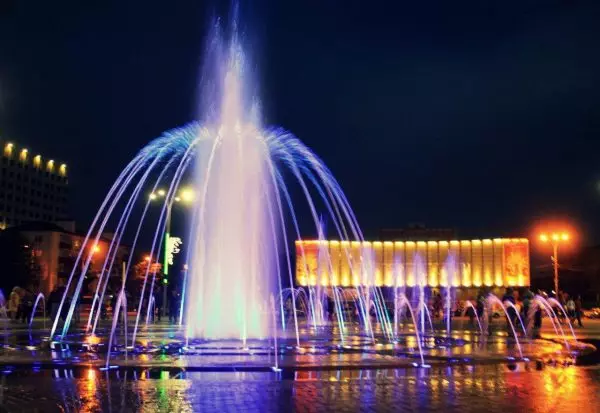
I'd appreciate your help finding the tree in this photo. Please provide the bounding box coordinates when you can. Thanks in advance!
[0,230,36,295]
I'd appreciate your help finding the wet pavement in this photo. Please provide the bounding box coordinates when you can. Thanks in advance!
[0,318,598,411]
[0,364,599,412]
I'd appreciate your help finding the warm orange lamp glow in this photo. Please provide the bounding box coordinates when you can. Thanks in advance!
[540,232,570,244]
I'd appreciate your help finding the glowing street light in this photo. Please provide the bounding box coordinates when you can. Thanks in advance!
[539,231,571,297]
[148,185,195,316]
[180,187,195,204]
[144,255,151,263]
[91,244,101,257]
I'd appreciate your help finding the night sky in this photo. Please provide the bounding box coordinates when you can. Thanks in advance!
[1,1,600,247]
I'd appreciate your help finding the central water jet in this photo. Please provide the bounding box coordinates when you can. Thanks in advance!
[185,38,274,340]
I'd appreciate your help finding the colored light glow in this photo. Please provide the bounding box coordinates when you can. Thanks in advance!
[85,335,101,345]
[157,189,166,197]
[166,236,182,266]
[179,187,195,203]
[149,193,157,200]
[144,255,151,262]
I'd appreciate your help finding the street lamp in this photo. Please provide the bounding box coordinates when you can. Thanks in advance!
[539,231,570,297]
[149,186,195,316]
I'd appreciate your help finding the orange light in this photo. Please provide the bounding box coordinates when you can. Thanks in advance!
[87,368,96,380]
[144,255,151,262]
[540,234,548,242]
[551,233,560,242]
[92,244,100,254]
[85,335,101,345]
[561,232,569,241]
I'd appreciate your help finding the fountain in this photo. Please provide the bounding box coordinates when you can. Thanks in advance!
[0,4,594,374]
[29,293,46,329]
[461,300,483,335]
[442,253,458,336]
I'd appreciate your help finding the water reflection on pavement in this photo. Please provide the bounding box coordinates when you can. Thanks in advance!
[0,365,598,412]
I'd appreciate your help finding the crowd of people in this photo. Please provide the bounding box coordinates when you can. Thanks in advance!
[7,286,35,323]
[462,288,585,333]
[4,284,182,325]
[3,283,590,332]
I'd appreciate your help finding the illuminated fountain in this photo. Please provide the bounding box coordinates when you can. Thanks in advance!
[1,8,592,373]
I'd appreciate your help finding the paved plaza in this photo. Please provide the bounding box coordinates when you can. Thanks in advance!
[0,319,598,412]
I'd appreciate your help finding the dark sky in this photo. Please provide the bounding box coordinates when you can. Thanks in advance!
[1,0,600,245]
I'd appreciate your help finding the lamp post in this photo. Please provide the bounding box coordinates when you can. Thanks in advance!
[539,232,570,297]
[149,187,195,317]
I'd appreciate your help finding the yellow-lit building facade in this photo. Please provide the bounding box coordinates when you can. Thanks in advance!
[295,238,530,288]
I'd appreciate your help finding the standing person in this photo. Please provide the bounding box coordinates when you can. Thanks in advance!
[467,298,476,326]
[557,291,568,323]
[566,297,576,321]
[574,295,584,327]
[521,291,532,324]
[502,288,516,329]
[48,286,60,321]
[18,289,33,323]
[169,289,179,324]
[8,287,21,320]
[327,295,334,321]
[433,294,442,319]
[154,288,163,322]
[476,292,485,319]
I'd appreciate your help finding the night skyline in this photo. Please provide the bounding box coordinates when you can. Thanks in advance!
[2,0,600,244]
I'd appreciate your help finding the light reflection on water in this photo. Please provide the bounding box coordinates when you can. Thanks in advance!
[0,365,598,412]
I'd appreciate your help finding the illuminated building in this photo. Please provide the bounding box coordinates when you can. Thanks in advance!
[295,238,530,288]
[3,221,129,294]
[0,141,69,229]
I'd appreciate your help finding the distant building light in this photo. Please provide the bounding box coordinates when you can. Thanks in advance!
[3,143,13,157]
[33,155,42,168]
[19,149,28,162]
[47,159,55,172]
